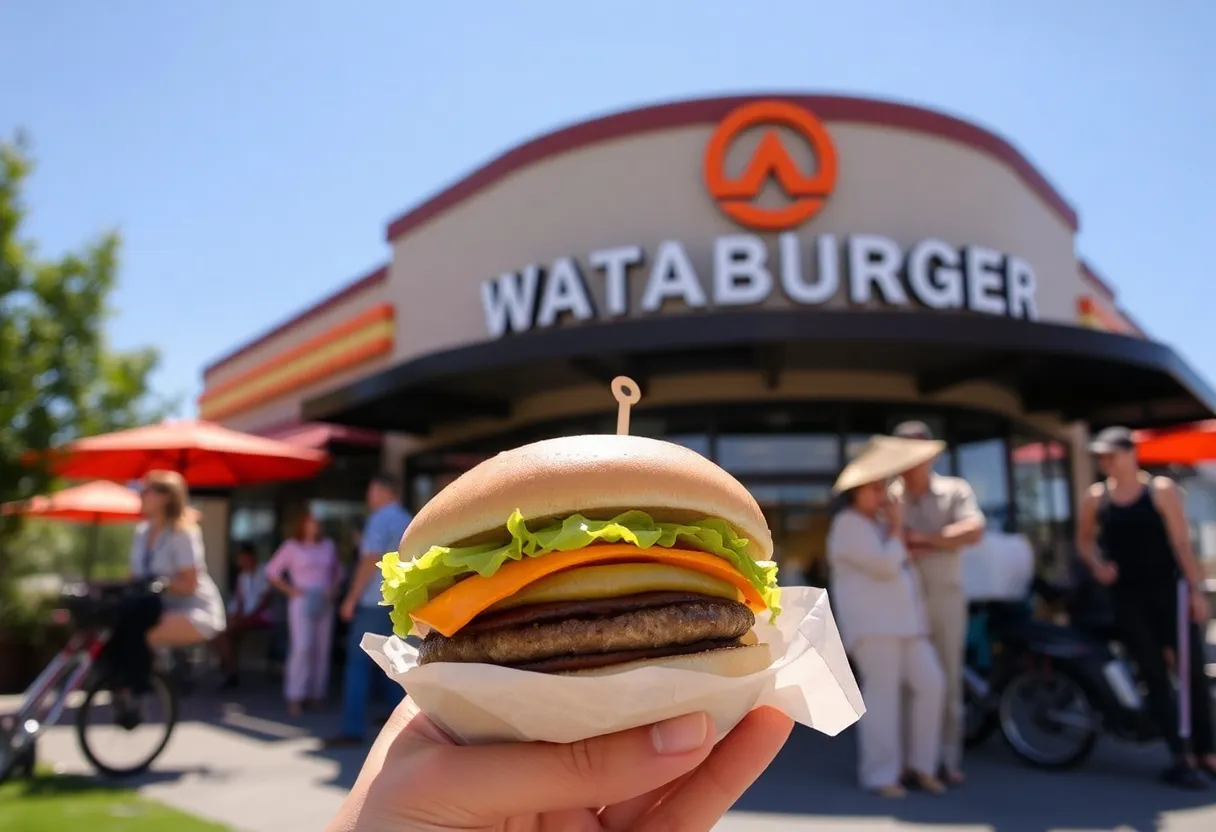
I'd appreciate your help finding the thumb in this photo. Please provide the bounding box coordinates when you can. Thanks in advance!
[405,711,715,820]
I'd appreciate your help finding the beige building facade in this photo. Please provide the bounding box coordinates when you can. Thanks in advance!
[198,93,1215,583]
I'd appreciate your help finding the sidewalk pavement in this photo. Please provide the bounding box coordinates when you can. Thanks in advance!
[11,681,1216,832]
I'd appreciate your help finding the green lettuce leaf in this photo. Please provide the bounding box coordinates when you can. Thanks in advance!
[377,509,781,637]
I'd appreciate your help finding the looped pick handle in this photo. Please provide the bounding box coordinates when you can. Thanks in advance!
[611,376,642,436]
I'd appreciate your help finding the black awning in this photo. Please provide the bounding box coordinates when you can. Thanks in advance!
[302,310,1216,434]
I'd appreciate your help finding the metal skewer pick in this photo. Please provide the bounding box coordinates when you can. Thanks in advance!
[611,376,642,436]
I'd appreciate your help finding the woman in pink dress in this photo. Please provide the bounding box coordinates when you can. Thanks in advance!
[266,511,341,717]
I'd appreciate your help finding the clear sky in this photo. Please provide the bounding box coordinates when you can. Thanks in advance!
[2,1,1213,415]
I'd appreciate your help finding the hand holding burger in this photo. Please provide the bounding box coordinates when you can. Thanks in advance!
[326,696,793,831]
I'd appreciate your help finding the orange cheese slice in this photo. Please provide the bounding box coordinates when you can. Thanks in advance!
[411,544,767,637]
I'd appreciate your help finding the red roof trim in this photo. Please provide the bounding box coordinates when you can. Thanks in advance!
[202,264,389,378]
[249,418,383,449]
[384,93,1080,242]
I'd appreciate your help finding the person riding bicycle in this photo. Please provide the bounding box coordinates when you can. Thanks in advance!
[105,470,226,693]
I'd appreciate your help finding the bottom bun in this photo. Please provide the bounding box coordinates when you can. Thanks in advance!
[555,642,773,678]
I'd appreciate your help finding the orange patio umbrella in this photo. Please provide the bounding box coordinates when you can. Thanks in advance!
[1134,421,1216,466]
[48,420,329,488]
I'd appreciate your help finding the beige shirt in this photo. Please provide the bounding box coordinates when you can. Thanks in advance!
[826,508,929,650]
[889,473,983,593]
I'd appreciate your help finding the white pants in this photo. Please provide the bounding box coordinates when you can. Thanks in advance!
[922,585,967,771]
[853,636,945,789]
[285,595,334,703]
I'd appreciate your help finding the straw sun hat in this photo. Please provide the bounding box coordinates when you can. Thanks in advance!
[832,435,947,493]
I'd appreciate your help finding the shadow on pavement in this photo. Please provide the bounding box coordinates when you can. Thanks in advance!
[49,672,1213,830]
[737,722,1216,831]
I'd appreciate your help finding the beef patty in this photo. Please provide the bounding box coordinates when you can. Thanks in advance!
[417,592,754,669]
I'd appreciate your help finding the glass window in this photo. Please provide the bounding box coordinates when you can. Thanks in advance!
[1011,434,1074,579]
[229,502,278,589]
[666,434,711,457]
[956,438,1009,528]
[844,434,870,462]
[311,499,367,567]
[718,435,840,474]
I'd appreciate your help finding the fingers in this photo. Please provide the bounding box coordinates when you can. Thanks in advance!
[598,770,694,830]
[397,711,715,821]
[637,707,793,832]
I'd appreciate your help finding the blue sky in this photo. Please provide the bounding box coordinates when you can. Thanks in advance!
[2,1,1213,415]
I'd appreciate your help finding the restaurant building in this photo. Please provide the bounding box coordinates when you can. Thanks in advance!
[197,93,1216,584]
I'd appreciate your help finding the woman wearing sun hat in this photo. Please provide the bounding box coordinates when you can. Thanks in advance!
[828,435,948,798]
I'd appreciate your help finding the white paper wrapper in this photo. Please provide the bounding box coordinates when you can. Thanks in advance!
[361,586,865,745]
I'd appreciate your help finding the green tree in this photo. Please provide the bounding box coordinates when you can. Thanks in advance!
[0,133,169,598]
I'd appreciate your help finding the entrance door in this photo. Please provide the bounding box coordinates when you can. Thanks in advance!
[743,479,835,586]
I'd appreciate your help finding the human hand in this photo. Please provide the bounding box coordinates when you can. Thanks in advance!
[340,596,357,623]
[327,697,793,832]
[1191,587,1210,624]
[1092,560,1119,586]
[884,498,903,530]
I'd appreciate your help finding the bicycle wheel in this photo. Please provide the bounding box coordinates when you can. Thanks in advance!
[75,667,178,778]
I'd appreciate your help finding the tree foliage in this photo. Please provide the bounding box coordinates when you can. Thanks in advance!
[0,133,169,585]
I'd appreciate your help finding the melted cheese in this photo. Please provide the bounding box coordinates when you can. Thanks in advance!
[410,544,767,637]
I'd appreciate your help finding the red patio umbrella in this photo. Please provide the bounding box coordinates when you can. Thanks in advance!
[2,480,143,523]
[2,480,144,579]
[1134,421,1216,466]
[48,420,329,488]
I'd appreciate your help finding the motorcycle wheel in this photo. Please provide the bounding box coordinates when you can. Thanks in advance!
[998,666,1099,769]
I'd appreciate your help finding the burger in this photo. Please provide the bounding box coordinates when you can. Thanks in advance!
[378,434,781,677]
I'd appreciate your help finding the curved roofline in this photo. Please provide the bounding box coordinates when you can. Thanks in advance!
[384,92,1080,242]
[303,310,1214,434]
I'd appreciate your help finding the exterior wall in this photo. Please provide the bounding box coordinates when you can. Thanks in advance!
[387,121,1085,364]
[196,95,1145,450]
[195,496,230,590]
[198,267,394,428]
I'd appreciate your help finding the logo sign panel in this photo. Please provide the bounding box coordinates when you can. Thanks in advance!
[478,99,1040,337]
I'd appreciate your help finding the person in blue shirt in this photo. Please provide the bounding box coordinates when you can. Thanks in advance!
[325,472,412,747]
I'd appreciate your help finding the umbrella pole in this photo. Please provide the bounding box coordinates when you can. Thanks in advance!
[84,518,100,582]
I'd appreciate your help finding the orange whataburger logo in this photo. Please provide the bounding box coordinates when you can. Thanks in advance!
[703,100,838,232]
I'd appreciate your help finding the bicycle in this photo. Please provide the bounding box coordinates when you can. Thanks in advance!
[0,579,179,784]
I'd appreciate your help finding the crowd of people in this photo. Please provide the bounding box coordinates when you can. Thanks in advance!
[827,422,1215,797]
[109,469,412,744]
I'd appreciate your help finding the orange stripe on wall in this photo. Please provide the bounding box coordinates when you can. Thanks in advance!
[200,332,394,421]
[201,303,395,403]
[202,320,395,412]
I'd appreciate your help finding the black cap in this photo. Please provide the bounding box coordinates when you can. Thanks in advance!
[1089,426,1136,454]
[893,420,933,440]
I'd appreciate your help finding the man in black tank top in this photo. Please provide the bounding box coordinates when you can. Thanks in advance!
[1077,427,1214,789]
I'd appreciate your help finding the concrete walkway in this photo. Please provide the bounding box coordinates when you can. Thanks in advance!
[11,681,1216,832]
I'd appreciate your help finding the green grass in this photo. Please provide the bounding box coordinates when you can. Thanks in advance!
[0,769,231,832]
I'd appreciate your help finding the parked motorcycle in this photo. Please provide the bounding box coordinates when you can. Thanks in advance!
[964,576,1159,769]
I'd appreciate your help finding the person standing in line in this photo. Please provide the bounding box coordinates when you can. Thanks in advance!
[889,421,985,787]
[1077,426,1214,789]
[214,541,272,689]
[828,436,947,798]
[265,511,342,718]
[327,473,412,747]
